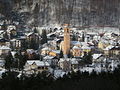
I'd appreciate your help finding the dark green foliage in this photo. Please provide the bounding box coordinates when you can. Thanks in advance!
[13,51,27,70]
[29,39,37,49]
[5,52,13,71]
[41,30,47,44]
[82,32,85,42]
[1,69,120,90]
[83,52,93,64]
[3,32,9,40]
[72,34,77,41]
[27,36,39,50]
[59,50,63,58]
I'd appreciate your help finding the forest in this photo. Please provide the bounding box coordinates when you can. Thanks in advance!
[0,67,120,90]
[0,0,120,27]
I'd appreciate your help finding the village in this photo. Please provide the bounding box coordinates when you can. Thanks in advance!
[0,22,120,78]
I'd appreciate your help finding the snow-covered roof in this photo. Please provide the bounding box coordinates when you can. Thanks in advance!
[26,32,38,37]
[27,49,35,54]
[92,54,102,59]
[70,58,78,64]
[10,39,17,42]
[0,30,4,34]
[104,45,114,50]
[0,69,6,76]
[26,60,50,67]
[51,50,60,54]
[59,58,78,65]
[47,33,55,37]
[59,58,70,63]
[72,46,81,49]
[81,45,91,50]
[11,51,17,57]
[0,60,5,66]
[71,41,79,45]
[81,42,88,46]
[42,47,50,51]
[54,70,66,78]
[7,25,16,31]
[26,32,33,36]
[0,46,11,50]
[44,56,55,60]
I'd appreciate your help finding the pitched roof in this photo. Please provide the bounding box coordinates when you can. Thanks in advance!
[0,46,11,50]
[92,54,102,59]
[26,60,50,67]
[104,45,114,50]
[72,46,81,49]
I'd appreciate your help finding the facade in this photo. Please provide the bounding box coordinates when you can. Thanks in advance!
[0,38,10,46]
[59,58,71,71]
[24,60,50,74]
[26,32,40,49]
[72,46,82,57]
[0,46,11,56]
[104,46,120,56]
[59,58,79,71]
[7,25,17,39]
[62,27,71,56]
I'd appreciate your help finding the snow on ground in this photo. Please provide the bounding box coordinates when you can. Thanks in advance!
[54,70,66,78]
[79,60,120,74]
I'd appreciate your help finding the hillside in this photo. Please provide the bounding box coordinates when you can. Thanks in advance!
[0,0,120,27]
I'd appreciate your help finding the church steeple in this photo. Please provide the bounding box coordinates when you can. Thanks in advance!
[63,25,70,57]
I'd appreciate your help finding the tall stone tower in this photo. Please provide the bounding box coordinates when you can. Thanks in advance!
[63,25,70,57]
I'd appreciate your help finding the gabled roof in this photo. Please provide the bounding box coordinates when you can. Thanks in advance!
[26,60,50,67]
[43,56,55,60]
[104,45,114,50]
[0,38,9,42]
[26,32,39,37]
[81,45,91,50]
[0,46,11,50]
[72,46,81,50]
[92,54,102,59]
[7,25,16,31]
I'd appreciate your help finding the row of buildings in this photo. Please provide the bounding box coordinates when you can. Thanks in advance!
[0,23,120,77]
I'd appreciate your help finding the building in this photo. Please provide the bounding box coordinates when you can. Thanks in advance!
[7,25,17,39]
[92,54,104,62]
[0,38,10,46]
[58,58,79,71]
[104,45,120,56]
[58,58,71,71]
[0,46,11,56]
[10,37,26,50]
[81,45,91,55]
[24,60,50,74]
[26,32,40,49]
[72,46,82,57]
[61,26,71,57]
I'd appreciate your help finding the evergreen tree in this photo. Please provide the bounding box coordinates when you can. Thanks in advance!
[5,52,13,71]
[33,27,38,33]
[14,51,27,70]
[59,50,63,58]
[83,52,93,64]
[3,32,9,39]
[41,30,47,44]
[72,34,77,41]
[82,32,85,42]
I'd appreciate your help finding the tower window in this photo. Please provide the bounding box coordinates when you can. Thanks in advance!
[67,29,69,33]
